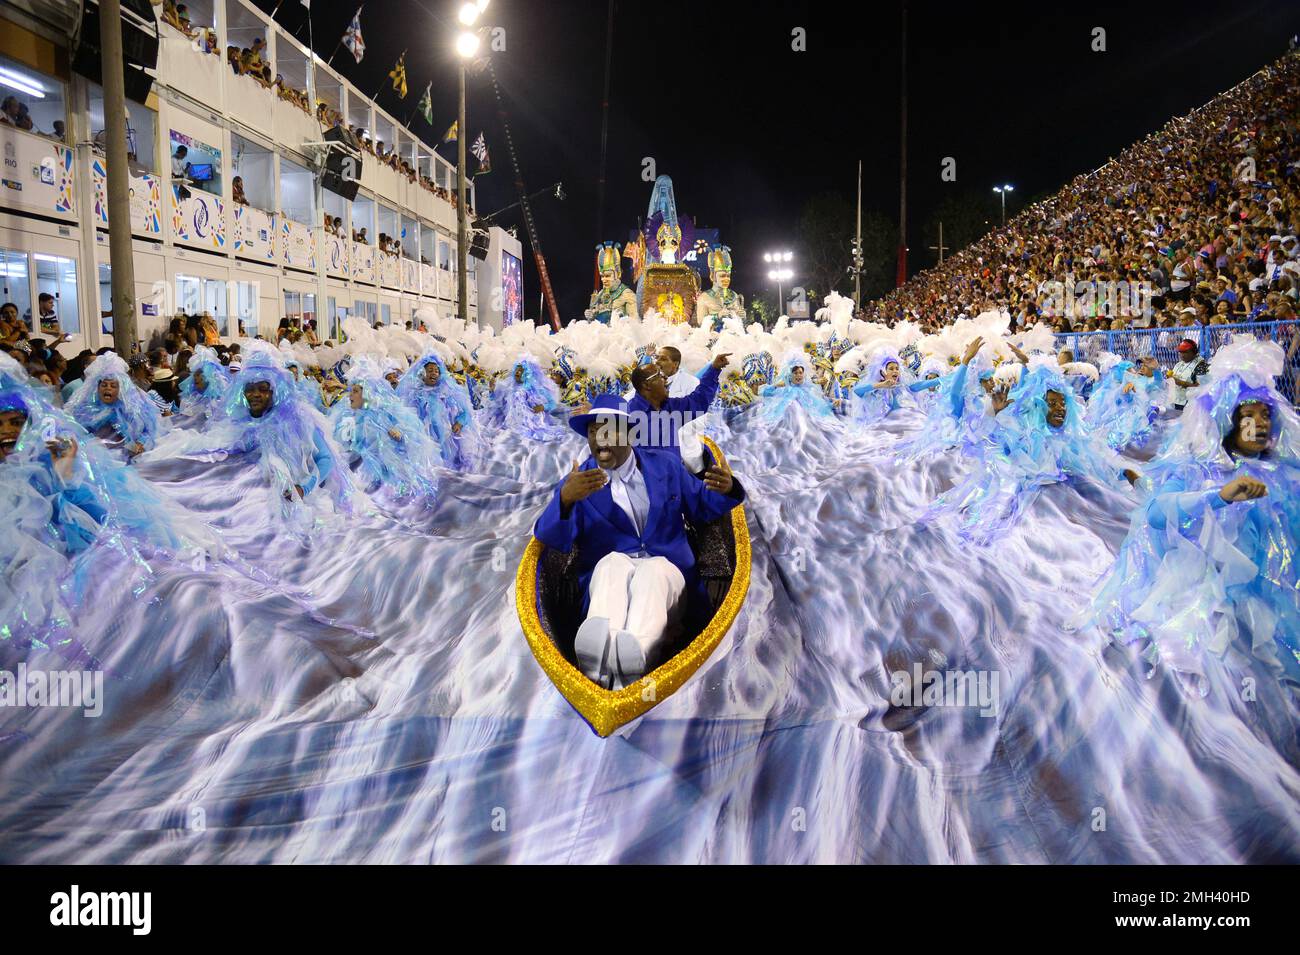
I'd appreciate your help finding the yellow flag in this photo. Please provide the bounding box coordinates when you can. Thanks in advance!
[388,52,408,99]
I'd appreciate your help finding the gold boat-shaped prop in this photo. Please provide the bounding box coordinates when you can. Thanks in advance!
[516,436,751,737]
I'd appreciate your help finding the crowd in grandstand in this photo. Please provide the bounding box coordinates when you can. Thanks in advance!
[862,53,1299,340]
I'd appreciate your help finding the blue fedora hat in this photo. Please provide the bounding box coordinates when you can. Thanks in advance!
[569,393,631,438]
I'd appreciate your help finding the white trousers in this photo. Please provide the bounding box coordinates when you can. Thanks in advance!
[586,553,686,662]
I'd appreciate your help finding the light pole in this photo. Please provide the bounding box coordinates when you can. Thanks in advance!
[764,249,793,317]
[993,184,1014,227]
[455,1,488,326]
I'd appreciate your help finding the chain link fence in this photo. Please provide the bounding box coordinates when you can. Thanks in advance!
[1056,320,1300,404]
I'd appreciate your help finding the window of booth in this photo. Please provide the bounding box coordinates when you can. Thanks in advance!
[226,5,271,88]
[234,281,259,339]
[176,274,229,337]
[280,156,315,227]
[377,204,398,256]
[0,54,67,144]
[354,300,376,325]
[351,195,374,244]
[283,290,316,330]
[0,249,32,333]
[273,36,311,116]
[32,253,79,337]
[169,129,223,196]
[315,68,344,131]
[381,303,391,326]
[97,262,112,334]
[231,133,274,212]
[163,0,219,53]
[88,83,157,173]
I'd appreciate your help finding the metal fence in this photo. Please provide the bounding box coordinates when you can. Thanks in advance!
[1056,320,1300,403]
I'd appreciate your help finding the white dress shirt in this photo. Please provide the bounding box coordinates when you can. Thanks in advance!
[668,370,699,398]
[607,450,649,537]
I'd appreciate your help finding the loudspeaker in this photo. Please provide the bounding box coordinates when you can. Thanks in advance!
[323,125,361,153]
[320,126,362,200]
[322,170,360,202]
[469,228,491,261]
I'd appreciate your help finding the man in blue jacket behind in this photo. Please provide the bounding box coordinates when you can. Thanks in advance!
[534,395,745,689]
[627,351,730,450]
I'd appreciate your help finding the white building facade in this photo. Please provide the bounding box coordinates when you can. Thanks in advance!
[0,0,524,355]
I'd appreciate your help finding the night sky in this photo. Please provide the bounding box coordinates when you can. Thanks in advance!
[252,0,1299,322]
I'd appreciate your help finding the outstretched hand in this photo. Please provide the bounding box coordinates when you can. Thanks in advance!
[560,460,607,507]
[962,337,984,365]
[712,352,732,370]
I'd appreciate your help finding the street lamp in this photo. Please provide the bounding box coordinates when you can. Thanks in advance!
[455,1,488,326]
[993,184,1014,227]
[764,249,794,315]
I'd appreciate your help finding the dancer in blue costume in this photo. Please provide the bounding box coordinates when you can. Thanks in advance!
[332,356,442,502]
[0,355,222,637]
[176,345,231,425]
[899,338,1012,459]
[925,357,1139,544]
[485,356,568,441]
[756,353,835,422]
[1084,339,1300,691]
[908,355,950,414]
[64,351,162,460]
[397,350,481,471]
[1085,355,1166,451]
[283,356,326,413]
[850,347,909,425]
[140,342,353,534]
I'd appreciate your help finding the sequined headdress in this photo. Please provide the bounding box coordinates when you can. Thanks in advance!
[595,242,622,275]
[707,244,733,274]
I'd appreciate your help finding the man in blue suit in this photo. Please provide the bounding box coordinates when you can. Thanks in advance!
[534,395,745,688]
[627,351,730,449]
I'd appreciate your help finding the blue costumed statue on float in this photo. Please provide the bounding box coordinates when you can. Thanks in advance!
[584,242,638,325]
[637,175,699,325]
[695,244,745,331]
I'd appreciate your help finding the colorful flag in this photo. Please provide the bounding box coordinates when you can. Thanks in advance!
[441,119,458,144]
[418,83,433,125]
[388,51,408,99]
[342,7,365,63]
[471,132,491,176]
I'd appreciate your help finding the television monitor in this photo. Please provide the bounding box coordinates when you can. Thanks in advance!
[188,163,214,182]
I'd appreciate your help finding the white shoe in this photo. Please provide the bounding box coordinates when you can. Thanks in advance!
[574,616,611,684]
[612,630,648,687]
